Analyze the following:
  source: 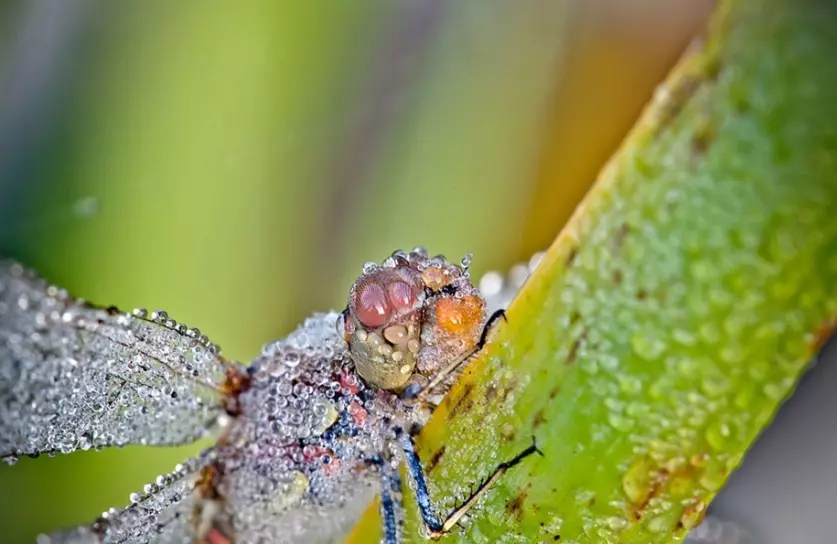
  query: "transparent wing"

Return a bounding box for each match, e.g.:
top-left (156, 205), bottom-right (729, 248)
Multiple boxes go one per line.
top-left (0, 261), bottom-right (229, 461)
top-left (224, 460), bottom-right (378, 544)
top-left (38, 451), bottom-right (213, 544)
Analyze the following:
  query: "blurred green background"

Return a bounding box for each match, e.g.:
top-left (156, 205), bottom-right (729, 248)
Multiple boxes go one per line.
top-left (0, 2), bottom-right (712, 541)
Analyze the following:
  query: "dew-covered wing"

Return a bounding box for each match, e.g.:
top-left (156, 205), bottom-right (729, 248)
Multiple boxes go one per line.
top-left (0, 261), bottom-right (229, 460)
top-left (38, 451), bottom-right (212, 544)
top-left (223, 458), bottom-right (378, 544)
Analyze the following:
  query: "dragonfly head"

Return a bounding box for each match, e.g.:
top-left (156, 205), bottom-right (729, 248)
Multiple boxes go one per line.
top-left (342, 248), bottom-right (486, 391)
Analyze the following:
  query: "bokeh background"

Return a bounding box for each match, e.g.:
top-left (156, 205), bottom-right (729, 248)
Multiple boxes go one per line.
top-left (0, 1), bottom-right (787, 542)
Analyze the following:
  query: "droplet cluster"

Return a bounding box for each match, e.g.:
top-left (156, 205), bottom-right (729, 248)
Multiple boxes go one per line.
top-left (218, 312), bottom-right (389, 542)
top-left (0, 261), bottom-right (228, 464)
top-left (37, 452), bottom-right (210, 544)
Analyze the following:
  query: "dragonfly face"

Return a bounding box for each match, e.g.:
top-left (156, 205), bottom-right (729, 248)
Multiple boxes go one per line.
top-left (342, 248), bottom-right (485, 391)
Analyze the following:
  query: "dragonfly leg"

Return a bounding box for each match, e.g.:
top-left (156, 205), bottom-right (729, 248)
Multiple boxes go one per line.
top-left (368, 455), bottom-right (404, 544)
top-left (477, 309), bottom-right (507, 350)
top-left (396, 427), bottom-right (541, 540)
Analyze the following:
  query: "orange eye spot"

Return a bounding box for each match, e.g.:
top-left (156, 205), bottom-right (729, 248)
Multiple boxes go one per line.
top-left (435, 295), bottom-right (483, 335)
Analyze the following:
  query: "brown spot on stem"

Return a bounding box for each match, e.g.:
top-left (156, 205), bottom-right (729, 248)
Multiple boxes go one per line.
top-left (629, 467), bottom-right (669, 522)
top-left (565, 246), bottom-right (578, 266)
top-left (426, 445), bottom-right (446, 473)
top-left (565, 331), bottom-right (587, 365)
top-left (498, 377), bottom-right (520, 404)
top-left (484, 384), bottom-right (497, 405)
top-left (612, 223), bottom-right (631, 253)
top-left (676, 498), bottom-right (708, 534)
top-left (692, 115), bottom-right (715, 155)
top-left (701, 51), bottom-right (722, 82)
top-left (548, 384), bottom-right (561, 399)
top-left (447, 381), bottom-right (476, 418)
top-left (532, 409), bottom-right (547, 429)
top-left (500, 426), bottom-right (517, 442)
top-left (812, 319), bottom-right (837, 354)
top-left (505, 488), bottom-right (528, 521)
top-left (626, 456), bottom-right (704, 524)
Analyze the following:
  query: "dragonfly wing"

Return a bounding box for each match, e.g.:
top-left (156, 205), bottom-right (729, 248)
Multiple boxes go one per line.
top-left (0, 261), bottom-right (229, 460)
top-left (36, 527), bottom-right (100, 544)
top-left (38, 451), bottom-right (213, 544)
top-left (223, 460), bottom-right (378, 544)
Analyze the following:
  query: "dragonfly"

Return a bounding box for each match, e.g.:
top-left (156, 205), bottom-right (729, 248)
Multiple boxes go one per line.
top-left (1, 248), bottom-right (542, 543)
top-left (1, 248), bottom-right (749, 543)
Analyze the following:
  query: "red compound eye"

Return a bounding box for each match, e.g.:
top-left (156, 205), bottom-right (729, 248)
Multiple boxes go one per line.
top-left (387, 280), bottom-right (416, 312)
top-left (354, 282), bottom-right (391, 328)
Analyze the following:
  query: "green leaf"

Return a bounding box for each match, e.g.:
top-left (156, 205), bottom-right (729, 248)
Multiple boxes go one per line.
top-left (348, 0), bottom-right (837, 541)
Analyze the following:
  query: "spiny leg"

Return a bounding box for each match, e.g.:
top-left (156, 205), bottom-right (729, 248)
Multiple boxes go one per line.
top-left (430, 438), bottom-right (542, 538)
top-left (395, 427), bottom-right (541, 540)
top-left (401, 309), bottom-right (507, 402)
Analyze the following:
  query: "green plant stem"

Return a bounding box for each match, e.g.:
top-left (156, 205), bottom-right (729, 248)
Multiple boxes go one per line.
top-left (349, 0), bottom-right (837, 541)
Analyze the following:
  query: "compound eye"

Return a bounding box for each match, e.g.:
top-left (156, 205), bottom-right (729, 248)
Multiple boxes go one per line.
top-left (387, 280), bottom-right (416, 312)
top-left (354, 282), bottom-right (391, 328)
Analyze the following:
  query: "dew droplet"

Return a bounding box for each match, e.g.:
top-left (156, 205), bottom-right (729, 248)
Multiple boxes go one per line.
top-left (700, 375), bottom-right (730, 398)
top-left (630, 334), bottom-right (666, 361)
top-left (608, 413), bottom-right (635, 432)
top-left (705, 421), bottom-right (729, 451)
